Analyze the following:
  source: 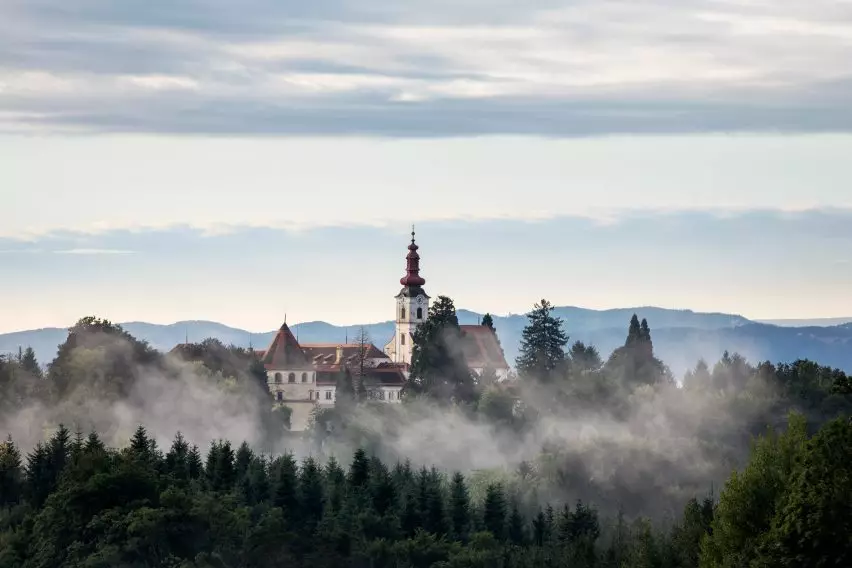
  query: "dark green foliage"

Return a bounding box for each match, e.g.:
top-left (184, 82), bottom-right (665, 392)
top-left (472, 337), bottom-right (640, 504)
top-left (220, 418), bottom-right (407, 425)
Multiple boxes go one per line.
top-left (408, 295), bottom-right (477, 404)
top-left (482, 482), bottom-right (507, 540)
top-left (516, 299), bottom-right (569, 381)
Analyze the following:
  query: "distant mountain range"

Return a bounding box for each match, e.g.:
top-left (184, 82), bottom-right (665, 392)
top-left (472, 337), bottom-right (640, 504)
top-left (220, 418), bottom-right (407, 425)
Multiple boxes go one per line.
top-left (3, 307), bottom-right (852, 376)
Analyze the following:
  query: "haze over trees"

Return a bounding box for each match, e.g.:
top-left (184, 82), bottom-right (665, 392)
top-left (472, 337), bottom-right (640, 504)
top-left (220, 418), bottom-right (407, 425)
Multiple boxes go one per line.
top-left (1, 297), bottom-right (851, 566)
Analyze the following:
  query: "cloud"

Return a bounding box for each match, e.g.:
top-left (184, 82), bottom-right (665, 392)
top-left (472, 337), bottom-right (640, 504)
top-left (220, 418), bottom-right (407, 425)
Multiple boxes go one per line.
top-left (52, 248), bottom-right (135, 255)
top-left (1, 0), bottom-right (852, 135)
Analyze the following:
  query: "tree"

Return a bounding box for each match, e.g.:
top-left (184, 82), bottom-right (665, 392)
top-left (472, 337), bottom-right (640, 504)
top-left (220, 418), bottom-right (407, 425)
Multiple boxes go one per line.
top-left (0, 435), bottom-right (23, 507)
top-left (20, 346), bottom-right (42, 378)
top-left (755, 416), bottom-right (852, 566)
top-left (408, 295), bottom-right (476, 404)
top-left (515, 299), bottom-right (569, 382)
top-left (449, 471), bottom-right (471, 542)
top-left (569, 341), bottom-right (603, 374)
top-left (700, 413), bottom-right (809, 567)
top-left (482, 482), bottom-right (507, 540)
top-left (353, 327), bottom-right (372, 401)
top-left (481, 314), bottom-right (495, 331)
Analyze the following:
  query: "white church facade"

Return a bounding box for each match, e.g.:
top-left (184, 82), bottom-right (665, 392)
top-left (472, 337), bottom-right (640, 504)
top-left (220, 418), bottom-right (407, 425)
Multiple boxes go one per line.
top-left (255, 231), bottom-right (510, 431)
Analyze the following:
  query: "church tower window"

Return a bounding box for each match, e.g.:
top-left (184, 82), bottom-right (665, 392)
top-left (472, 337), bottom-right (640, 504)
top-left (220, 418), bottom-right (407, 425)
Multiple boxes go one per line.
top-left (417, 307), bottom-right (423, 319)
top-left (401, 307), bottom-right (406, 320)
top-left (401, 334), bottom-right (406, 345)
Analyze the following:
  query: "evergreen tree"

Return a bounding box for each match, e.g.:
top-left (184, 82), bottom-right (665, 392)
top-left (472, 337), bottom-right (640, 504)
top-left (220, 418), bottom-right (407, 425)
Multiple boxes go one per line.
top-left (235, 441), bottom-right (254, 480)
top-left (129, 424), bottom-right (152, 464)
top-left (272, 453), bottom-right (300, 524)
top-left (20, 346), bottom-right (42, 377)
top-left (515, 299), bottom-right (569, 382)
top-left (348, 448), bottom-right (371, 490)
top-left (482, 482), bottom-right (507, 540)
top-left (165, 432), bottom-right (190, 481)
top-left (408, 295), bottom-right (477, 404)
top-left (481, 313), bottom-right (495, 331)
top-left (187, 444), bottom-right (204, 480)
top-left (300, 456), bottom-right (325, 532)
top-left (508, 501), bottom-right (526, 545)
top-left (0, 435), bottom-right (23, 507)
top-left (449, 471), bottom-right (471, 542)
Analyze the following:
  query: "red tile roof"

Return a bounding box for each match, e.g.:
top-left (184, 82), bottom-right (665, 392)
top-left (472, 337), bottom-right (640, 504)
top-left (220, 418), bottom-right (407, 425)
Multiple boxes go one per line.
top-left (459, 325), bottom-right (509, 369)
top-left (262, 323), bottom-right (313, 370)
top-left (301, 343), bottom-right (388, 366)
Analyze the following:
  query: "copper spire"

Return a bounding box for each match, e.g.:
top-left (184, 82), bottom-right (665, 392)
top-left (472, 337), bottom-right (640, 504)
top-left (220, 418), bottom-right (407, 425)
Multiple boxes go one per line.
top-left (400, 227), bottom-right (426, 287)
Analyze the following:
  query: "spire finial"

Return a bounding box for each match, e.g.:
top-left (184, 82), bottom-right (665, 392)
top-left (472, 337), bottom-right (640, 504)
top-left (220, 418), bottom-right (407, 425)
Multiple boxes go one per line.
top-left (400, 228), bottom-right (426, 287)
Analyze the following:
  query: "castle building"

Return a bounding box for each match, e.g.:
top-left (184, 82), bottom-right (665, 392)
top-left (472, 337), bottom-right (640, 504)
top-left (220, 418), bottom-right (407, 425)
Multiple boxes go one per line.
top-left (244, 231), bottom-right (509, 431)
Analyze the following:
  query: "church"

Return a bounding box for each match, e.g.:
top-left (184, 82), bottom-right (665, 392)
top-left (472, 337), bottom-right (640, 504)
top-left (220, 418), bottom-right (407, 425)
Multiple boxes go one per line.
top-left (256, 230), bottom-right (510, 431)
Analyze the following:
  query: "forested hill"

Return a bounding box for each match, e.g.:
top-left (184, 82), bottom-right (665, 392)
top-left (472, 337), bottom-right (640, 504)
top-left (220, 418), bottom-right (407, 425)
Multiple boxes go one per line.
top-left (4, 306), bottom-right (852, 374)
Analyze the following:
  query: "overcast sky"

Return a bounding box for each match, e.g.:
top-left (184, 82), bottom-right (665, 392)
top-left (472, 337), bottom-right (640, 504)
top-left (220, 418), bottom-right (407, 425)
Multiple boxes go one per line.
top-left (2, 0), bottom-right (852, 332)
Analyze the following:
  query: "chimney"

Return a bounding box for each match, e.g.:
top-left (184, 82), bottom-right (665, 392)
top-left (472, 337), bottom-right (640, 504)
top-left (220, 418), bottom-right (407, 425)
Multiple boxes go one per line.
top-left (335, 345), bottom-right (344, 365)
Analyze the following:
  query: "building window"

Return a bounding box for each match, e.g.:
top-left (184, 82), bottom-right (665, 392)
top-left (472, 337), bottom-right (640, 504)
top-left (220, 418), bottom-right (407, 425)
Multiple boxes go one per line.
top-left (274, 372), bottom-right (282, 384)
top-left (276, 391), bottom-right (283, 402)
top-left (325, 390), bottom-right (332, 400)
top-left (301, 372), bottom-right (308, 383)
top-left (288, 373), bottom-right (296, 383)
top-left (388, 391), bottom-right (394, 400)
top-left (401, 334), bottom-right (406, 346)
top-left (308, 390), bottom-right (313, 400)
top-left (401, 307), bottom-right (406, 320)
top-left (378, 390), bottom-right (385, 400)
top-left (417, 307), bottom-right (423, 319)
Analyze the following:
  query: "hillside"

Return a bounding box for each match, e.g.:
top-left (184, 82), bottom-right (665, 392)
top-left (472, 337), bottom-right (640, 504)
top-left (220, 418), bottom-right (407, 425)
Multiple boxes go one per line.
top-left (3, 307), bottom-right (852, 376)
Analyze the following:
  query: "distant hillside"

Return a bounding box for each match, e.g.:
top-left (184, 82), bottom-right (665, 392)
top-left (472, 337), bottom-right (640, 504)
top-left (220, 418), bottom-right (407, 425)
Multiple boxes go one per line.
top-left (757, 317), bottom-right (852, 327)
top-left (3, 307), bottom-right (852, 376)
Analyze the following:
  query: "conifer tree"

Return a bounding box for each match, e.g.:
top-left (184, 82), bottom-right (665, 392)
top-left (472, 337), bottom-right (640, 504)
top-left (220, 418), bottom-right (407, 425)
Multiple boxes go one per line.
top-left (273, 454), bottom-right (300, 524)
top-left (450, 471), bottom-right (471, 542)
top-left (515, 299), bottom-right (569, 382)
top-left (129, 425), bottom-right (152, 463)
top-left (508, 501), bottom-right (526, 545)
top-left (166, 432), bottom-right (190, 481)
top-left (0, 435), bottom-right (23, 507)
top-left (481, 313), bottom-right (495, 331)
top-left (235, 441), bottom-right (253, 480)
top-left (187, 444), bottom-right (204, 480)
top-left (348, 448), bottom-right (371, 490)
top-left (300, 456), bottom-right (325, 532)
top-left (482, 482), bottom-right (507, 540)
top-left (20, 346), bottom-right (42, 378)
top-left (408, 295), bottom-right (477, 404)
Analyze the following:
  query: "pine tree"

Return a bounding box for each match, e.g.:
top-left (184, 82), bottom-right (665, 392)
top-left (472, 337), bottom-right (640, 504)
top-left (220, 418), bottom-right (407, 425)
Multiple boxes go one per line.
top-left (348, 448), bottom-right (371, 490)
top-left (515, 299), bottom-right (569, 382)
top-left (300, 456), bottom-right (325, 531)
top-left (273, 454), bottom-right (300, 524)
top-left (449, 471), bottom-right (471, 542)
top-left (482, 482), bottom-right (507, 540)
top-left (20, 346), bottom-right (42, 377)
top-left (508, 501), bottom-right (526, 545)
top-left (408, 295), bottom-right (476, 404)
top-left (129, 425), bottom-right (152, 463)
top-left (626, 314), bottom-right (642, 346)
top-left (369, 458), bottom-right (396, 515)
top-left (235, 441), bottom-right (253, 480)
top-left (481, 313), bottom-right (495, 331)
top-left (166, 432), bottom-right (190, 481)
top-left (0, 435), bottom-right (23, 507)
top-left (187, 444), bottom-right (204, 480)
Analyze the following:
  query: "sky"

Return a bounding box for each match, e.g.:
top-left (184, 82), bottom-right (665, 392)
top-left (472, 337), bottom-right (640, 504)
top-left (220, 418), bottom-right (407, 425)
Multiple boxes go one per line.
top-left (2, 0), bottom-right (852, 332)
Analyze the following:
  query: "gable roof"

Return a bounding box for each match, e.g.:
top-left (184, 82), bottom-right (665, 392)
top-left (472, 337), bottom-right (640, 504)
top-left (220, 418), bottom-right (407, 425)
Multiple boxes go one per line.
top-left (262, 323), bottom-right (313, 370)
top-left (301, 343), bottom-right (388, 366)
top-left (459, 325), bottom-right (509, 369)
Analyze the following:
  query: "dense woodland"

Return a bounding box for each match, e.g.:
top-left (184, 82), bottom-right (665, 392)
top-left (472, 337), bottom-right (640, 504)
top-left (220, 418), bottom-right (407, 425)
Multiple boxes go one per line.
top-left (1, 298), bottom-right (851, 566)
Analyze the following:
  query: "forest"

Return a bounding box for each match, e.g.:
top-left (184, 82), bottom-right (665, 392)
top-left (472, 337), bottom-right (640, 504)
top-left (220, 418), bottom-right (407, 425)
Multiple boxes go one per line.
top-left (1, 297), bottom-right (851, 566)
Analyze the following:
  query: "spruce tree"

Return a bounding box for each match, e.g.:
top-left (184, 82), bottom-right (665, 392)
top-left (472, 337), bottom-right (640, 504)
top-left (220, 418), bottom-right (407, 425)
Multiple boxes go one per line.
top-left (508, 501), bottom-right (526, 545)
top-left (348, 448), bottom-right (371, 490)
top-left (187, 445), bottom-right (204, 480)
top-left (515, 299), bottom-right (569, 382)
top-left (408, 295), bottom-right (476, 404)
top-left (20, 346), bottom-right (41, 378)
top-left (482, 482), bottom-right (507, 540)
top-left (273, 454), bottom-right (300, 524)
top-left (450, 471), bottom-right (471, 542)
top-left (0, 435), bottom-right (23, 507)
top-left (300, 456), bottom-right (325, 532)
top-left (235, 441), bottom-right (254, 480)
top-left (481, 313), bottom-right (495, 331)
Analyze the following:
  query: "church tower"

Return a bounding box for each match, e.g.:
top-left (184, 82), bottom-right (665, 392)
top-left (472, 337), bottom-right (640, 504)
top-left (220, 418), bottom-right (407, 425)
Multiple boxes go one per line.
top-left (384, 229), bottom-right (430, 366)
